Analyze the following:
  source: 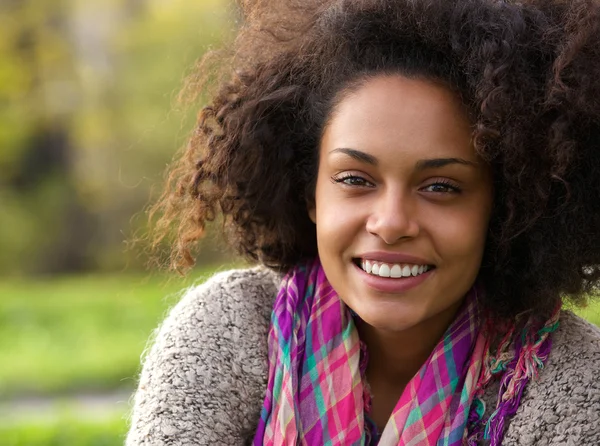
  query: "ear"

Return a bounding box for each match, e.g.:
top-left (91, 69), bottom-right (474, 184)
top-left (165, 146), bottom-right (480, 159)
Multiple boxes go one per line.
top-left (306, 197), bottom-right (317, 224)
top-left (308, 206), bottom-right (316, 224)
top-left (305, 173), bottom-right (318, 224)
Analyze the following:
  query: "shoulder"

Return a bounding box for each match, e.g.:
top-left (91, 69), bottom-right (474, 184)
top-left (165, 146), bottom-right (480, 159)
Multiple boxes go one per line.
top-left (551, 309), bottom-right (600, 356)
top-left (126, 267), bottom-right (280, 446)
top-left (502, 310), bottom-right (600, 446)
top-left (156, 266), bottom-right (280, 347)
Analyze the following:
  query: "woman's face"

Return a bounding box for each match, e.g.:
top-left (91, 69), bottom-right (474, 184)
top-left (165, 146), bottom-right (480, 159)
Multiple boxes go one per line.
top-left (310, 75), bottom-right (493, 332)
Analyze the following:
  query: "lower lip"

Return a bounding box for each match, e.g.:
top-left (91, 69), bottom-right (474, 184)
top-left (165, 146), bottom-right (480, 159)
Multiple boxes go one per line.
top-left (354, 263), bottom-right (433, 293)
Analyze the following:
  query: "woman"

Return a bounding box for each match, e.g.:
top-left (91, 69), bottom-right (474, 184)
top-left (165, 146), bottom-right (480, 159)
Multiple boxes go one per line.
top-left (127, 0), bottom-right (600, 444)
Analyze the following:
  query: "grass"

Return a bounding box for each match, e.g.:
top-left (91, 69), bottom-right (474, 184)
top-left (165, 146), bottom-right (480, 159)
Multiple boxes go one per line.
top-left (0, 265), bottom-right (229, 397)
top-left (0, 413), bottom-right (126, 446)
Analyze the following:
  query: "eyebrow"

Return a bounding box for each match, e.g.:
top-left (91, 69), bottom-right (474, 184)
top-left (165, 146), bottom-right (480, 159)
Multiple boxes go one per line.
top-left (331, 148), bottom-right (378, 165)
top-left (331, 147), bottom-right (478, 170)
top-left (415, 157), bottom-right (478, 170)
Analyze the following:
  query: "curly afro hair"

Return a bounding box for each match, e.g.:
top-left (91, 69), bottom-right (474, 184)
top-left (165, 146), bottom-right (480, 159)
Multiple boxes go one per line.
top-left (152, 0), bottom-right (600, 318)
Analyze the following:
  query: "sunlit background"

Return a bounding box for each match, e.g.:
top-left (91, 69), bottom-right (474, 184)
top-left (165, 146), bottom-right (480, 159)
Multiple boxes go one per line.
top-left (1, 0), bottom-right (237, 444)
top-left (2, 1), bottom-right (600, 445)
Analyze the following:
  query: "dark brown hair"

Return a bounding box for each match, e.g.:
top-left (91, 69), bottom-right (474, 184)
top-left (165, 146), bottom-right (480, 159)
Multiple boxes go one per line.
top-left (151, 0), bottom-right (600, 318)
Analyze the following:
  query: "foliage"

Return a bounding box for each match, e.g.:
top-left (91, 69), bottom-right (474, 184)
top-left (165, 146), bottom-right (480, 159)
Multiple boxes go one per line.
top-left (568, 302), bottom-right (600, 327)
top-left (0, 0), bottom-right (235, 275)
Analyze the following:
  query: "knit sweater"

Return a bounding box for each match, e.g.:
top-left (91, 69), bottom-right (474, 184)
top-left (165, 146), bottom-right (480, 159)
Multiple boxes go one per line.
top-left (126, 267), bottom-right (600, 445)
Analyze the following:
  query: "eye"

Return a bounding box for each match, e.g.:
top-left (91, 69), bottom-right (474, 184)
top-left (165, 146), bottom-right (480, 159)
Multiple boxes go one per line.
top-left (331, 174), bottom-right (374, 187)
top-left (421, 180), bottom-right (461, 194)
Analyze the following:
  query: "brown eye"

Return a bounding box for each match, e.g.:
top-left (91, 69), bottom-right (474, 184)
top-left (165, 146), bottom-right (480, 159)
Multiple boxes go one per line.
top-left (331, 175), bottom-right (374, 187)
top-left (421, 181), bottom-right (461, 193)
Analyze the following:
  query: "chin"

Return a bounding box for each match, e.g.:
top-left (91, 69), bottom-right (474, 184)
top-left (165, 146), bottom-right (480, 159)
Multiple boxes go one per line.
top-left (353, 303), bottom-right (428, 333)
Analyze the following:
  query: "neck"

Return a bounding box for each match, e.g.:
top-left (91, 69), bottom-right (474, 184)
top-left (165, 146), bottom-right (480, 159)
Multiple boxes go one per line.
top-left (358, 300), bottom-right (464, 388)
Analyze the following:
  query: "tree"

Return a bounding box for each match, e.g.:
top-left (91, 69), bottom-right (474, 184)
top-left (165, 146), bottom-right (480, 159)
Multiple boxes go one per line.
top-left (0, 0), bottom-right (233, 275)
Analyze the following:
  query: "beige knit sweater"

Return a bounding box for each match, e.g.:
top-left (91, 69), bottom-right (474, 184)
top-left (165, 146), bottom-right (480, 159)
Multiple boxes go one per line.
top-left (126, 267), bottom-right (600, 445)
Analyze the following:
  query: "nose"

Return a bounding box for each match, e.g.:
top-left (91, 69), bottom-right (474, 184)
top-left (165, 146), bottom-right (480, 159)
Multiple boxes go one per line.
top-left (365, 188), bottom-right (420, 245)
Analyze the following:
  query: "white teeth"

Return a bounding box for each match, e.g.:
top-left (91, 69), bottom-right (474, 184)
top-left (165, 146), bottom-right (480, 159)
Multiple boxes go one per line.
top-left (378, 264), bottom-right (390, 277)
top-left (359, 260), bottom-right (431, 279)
top-left (390, 264), bottom-right (402, 278)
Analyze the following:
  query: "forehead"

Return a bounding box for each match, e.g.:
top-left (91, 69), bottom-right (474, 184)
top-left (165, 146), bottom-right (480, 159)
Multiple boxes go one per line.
top-left (321, 75), bottom-right (474, 160)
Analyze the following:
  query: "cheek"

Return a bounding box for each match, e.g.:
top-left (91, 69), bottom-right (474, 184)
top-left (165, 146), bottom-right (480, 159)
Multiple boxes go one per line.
top-left (430, 203), bottom-right (491, 265)
top-left (314, 188), bottom-right (361, 254)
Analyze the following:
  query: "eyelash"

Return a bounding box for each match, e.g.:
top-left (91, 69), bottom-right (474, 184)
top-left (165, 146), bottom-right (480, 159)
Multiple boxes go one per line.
top-left (331, 174), bottom-right (374, 187)
top-left (421, 179), bottom-right (462, 194)
top-left (331, 174), bottom-right (462, 194)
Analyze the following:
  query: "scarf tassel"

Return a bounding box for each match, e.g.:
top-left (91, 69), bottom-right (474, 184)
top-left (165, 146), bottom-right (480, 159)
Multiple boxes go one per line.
top-left (482, 306), bottom-right (560, 445)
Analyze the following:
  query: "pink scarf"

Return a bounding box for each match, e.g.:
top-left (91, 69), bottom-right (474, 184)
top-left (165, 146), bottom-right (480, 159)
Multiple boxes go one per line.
top-left (254, 258), bottom-right (559, 445)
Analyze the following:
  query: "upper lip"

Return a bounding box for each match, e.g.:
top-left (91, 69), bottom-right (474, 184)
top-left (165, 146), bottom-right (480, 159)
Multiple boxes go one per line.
top-left (355, 251), bottom-right (432, 265)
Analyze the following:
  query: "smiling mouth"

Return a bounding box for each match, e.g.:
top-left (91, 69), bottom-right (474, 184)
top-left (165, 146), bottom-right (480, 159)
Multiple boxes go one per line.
top-left (352, 258), bottom-right (435, 278)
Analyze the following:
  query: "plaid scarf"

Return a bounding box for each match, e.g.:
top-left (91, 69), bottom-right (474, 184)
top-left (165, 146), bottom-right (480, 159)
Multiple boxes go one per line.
top-left (253, 258), bottom-right (558, 445)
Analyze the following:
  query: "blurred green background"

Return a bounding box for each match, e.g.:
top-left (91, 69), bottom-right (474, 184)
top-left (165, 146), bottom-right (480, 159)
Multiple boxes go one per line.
top-left (1, 1), bottom-right (599, 445)
top-left (1, 0), bottom-right (238, 444)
